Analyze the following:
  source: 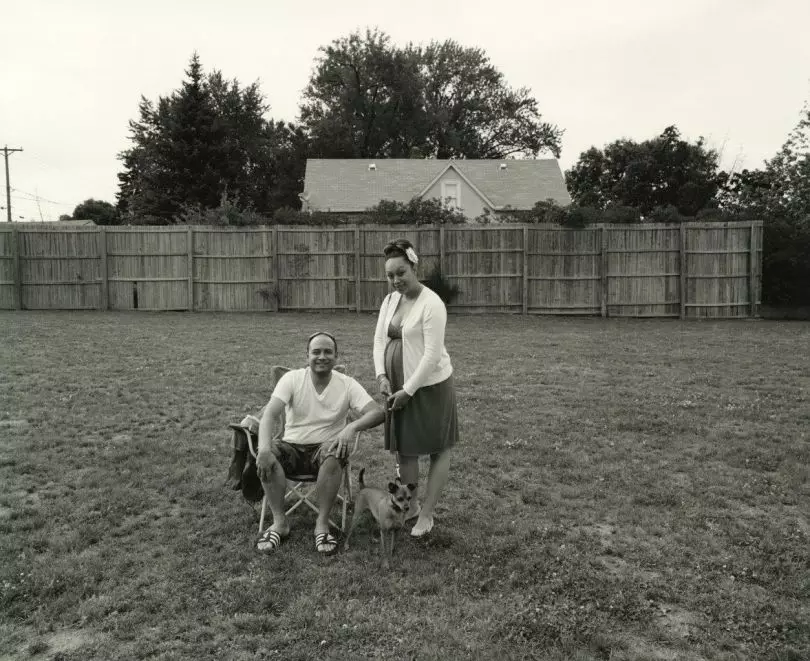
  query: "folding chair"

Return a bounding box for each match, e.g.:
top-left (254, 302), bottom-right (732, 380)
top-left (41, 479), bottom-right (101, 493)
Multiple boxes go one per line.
top-left (244, 430), bottom-right (361, 535)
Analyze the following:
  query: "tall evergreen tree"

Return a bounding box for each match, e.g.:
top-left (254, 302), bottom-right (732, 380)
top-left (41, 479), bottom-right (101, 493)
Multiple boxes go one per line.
top-left (117, 54), bottom-right (286, 221)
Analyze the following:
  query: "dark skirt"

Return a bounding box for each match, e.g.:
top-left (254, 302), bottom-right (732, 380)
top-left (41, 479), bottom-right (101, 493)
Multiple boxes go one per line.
top-left (384, 337), bottom-right (458, 456)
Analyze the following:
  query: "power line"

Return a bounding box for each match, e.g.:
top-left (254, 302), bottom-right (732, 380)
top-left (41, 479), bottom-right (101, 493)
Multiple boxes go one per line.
top-left (11, 189), bottom-right (71, 206)
top-left (11, 186), bottom-right (65, 204)
top-left (2, 146), bottom-right (23, 223)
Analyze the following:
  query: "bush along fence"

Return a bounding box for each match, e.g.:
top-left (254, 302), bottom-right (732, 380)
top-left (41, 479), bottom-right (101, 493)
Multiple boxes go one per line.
top-left (0, 221), bottom-right (762, 319)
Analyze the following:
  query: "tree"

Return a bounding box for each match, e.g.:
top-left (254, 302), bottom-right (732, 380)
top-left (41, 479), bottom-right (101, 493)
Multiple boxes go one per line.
top-left (71, 199), bottom-right (120, 225)
top-left (717, 99), bottom-right (810, 308)
top-left (300, 29), bottom-right (562, 160)
top-left (262, 121), bottom-right (310, 211)
top-left (566, 126), bottom-right (722, 216)
top-left (764, 99), bottom-right (810, 222)
top-left (719, 98), bottom-right (810, 223)
top-left (300, 30), bottom-right (422, 158)
top-left (417, 40), bottom-right (561, 159)
top-left (117, 53), bottom-right (291, 222)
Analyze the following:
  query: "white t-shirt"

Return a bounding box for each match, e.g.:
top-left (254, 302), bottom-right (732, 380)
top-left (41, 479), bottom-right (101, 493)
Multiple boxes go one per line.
top-left (271, 368), bottom-right (374, 446)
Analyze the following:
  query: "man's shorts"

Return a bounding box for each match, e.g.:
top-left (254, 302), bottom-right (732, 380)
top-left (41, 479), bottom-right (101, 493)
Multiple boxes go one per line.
top-left (270, 440), bottom-right (346, 477)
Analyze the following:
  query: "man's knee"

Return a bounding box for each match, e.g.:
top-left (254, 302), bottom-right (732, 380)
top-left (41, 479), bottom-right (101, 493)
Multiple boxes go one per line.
top-left (259, 450), bottom-right (286, 482)
top-left (318, 454), bottom-right (344, 477)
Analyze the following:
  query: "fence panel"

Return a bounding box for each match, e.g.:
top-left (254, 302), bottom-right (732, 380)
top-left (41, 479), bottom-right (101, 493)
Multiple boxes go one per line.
top-left (106, 228), bottom-right (188, 310)
top-left (0, 230), bottom-right (15, 309)
top-left (276, 228), bottom-right (357, 310)
top-left (606, 225), bottom-right (681, 318)
top-left (17, 228), bottom-right (101, 309)
top-left (527, 227), bottom-right (601, 315)
top-left (445, 226), bottom-right (523, 312)
top-left (193, 228), bottom-right (274, 311)
top-left (684, 224), bottom-right (754, 319)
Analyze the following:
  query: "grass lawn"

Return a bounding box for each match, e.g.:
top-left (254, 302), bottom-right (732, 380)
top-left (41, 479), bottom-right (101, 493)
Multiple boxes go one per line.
top-left (1, 311), bottom-right (808, 661)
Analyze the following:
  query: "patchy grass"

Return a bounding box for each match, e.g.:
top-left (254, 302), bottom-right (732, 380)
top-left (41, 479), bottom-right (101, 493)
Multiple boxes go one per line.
top-left (1, 311), bottom-right (808, 660)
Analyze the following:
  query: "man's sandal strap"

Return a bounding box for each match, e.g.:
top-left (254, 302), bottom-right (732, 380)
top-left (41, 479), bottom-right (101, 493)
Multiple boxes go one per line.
top-left (315, 532), bottom-right (338, 555)
top-left (257, 529), bottom-right (282, 553)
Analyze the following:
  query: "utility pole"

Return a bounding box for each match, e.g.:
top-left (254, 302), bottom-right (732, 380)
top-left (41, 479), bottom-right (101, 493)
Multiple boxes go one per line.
top-left (3, 145), bottom-right (24, 222)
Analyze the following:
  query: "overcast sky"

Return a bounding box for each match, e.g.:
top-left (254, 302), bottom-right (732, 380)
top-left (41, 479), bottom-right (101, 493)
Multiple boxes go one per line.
top-left (2, 0), bottom-right (808, 221)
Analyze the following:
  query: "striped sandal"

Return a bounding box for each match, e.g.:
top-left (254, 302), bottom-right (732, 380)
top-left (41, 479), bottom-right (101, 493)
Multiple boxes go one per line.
top-left (257, 528), bottom-right (284, 553)
top-left (314, 532), bottom-right (338, 555)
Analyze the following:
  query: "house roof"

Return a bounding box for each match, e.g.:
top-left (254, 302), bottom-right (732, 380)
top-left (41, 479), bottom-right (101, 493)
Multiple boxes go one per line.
top-left (11, 219), bottom-right (97, 227)
top-left (302, 159), bottom-right (571, 212)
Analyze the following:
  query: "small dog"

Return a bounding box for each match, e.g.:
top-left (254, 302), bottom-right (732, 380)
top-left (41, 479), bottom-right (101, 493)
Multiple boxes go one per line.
top-left (344, 468), bottom-right (416, 569)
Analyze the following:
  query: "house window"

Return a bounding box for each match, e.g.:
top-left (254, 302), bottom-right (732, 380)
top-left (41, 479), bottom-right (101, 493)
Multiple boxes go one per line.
top-left (441, 181), bottom-right (460, 210)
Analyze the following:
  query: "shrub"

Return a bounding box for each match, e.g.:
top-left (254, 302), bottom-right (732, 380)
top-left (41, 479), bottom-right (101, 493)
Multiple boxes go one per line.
top-left (695, 207), bottom-right (740, 223)
top-left (177, 195), bottom-right (268, 226)
top-left (365, 198), bottom-right (468, 226)
top-left (602, 204), bottom-right (642, 224)
top-left (561, 205), bottom-right (601, 228)
top-left (647, 205), bottom-right (690, 224)
top-left (422, 265), bottom-right (462, 305)
top-left (762, 218), bottom-right (810, 306)
top-left (270, 207), bottom-right (351, 226)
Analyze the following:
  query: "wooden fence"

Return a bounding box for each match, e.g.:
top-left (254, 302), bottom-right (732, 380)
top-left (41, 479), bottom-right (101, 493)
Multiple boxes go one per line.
top-left (0, 221), bottom-right (763, 318)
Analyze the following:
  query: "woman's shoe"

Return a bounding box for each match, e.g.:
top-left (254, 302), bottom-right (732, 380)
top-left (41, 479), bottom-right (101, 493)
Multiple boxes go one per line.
top-left (410, 515), bottom-right (433, 537)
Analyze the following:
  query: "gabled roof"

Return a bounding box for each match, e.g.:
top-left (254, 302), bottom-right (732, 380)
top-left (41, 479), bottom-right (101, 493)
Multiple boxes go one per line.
top-left (417, 163), bottom-right (497, 210)
top-left (302, 159), bottom-right (571, 212)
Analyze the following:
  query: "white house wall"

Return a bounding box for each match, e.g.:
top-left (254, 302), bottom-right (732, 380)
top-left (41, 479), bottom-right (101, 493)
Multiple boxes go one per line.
top-left (421, 168), bottom-right (490, 220)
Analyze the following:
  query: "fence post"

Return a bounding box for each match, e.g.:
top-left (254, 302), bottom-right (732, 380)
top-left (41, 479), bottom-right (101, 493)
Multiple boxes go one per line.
top-left (440, 225), bottom-right (446, 275)
top-left (187, 226), bottom-right (194, 311)
top-left (749, 223), bottom-right (756, 318)
top-left (522, 225), bottom-right (528, 315)
top-left (98, 227), bottom-right (108, 310)
top-left (600, 225), bottom-right (608, 318)
top-left (272, 226), bottom-right (279, 311)
top-left (354, 226), bottom-right (361, 315)
top-left (12, 227), bottom-right (22, 310)
top-left (679, 224), bottom-right (687, 319)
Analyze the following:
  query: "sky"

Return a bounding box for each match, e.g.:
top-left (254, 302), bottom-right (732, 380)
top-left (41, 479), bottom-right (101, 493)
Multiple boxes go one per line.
top-left (1, 0), bottom-right (808, 222)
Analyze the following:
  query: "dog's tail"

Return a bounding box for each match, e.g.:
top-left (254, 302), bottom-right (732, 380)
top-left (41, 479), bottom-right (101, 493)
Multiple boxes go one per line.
top-left (358, 467), bottom-right (366, 489)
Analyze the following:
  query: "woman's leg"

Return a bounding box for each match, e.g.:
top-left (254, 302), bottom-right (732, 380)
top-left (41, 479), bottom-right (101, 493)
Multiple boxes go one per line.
top-left (397, 453), bottom-right (421, 521)
top-left (412, 449), bottom-right (451, 535)
top-left (397, 453), bottom-right (419, 488)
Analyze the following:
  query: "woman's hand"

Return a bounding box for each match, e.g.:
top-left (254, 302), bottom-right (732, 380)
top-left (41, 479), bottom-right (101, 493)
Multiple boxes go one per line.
top-left (377, 375), bottom-right (392, 398)
top-left (387, 389), bottom-right (411, 412)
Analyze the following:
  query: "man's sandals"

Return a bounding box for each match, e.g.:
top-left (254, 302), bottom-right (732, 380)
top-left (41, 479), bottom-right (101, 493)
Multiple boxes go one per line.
top-left (257, 528), bottom-right (286, 553)
top-left (314, 531), bottom-right (338, 555)
top-left (257, 528), bottom-right (338, 555)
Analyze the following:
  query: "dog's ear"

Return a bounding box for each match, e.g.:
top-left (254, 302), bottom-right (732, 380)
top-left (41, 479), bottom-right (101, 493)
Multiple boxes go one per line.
top-left (387, 482), bottom-right (398, 494)
top-left (406, 483), bottom-right (416, 492)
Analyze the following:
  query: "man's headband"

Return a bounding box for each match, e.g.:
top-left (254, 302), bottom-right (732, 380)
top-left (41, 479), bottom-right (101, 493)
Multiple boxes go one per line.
top-left (307, 331), bottom-right (338, 353)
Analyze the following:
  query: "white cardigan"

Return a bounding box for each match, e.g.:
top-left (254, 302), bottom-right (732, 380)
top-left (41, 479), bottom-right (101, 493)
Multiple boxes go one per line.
top-left (373, 287), bottom-right (453, 395)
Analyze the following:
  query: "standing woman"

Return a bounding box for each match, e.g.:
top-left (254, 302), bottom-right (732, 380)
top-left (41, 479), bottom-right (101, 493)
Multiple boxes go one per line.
top-left (373, 238), bottom-right (458, 537)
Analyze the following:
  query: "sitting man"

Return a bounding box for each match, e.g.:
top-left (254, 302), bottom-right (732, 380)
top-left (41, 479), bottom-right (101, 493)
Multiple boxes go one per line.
top-left (256, 331), bottom-right (384, 555)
